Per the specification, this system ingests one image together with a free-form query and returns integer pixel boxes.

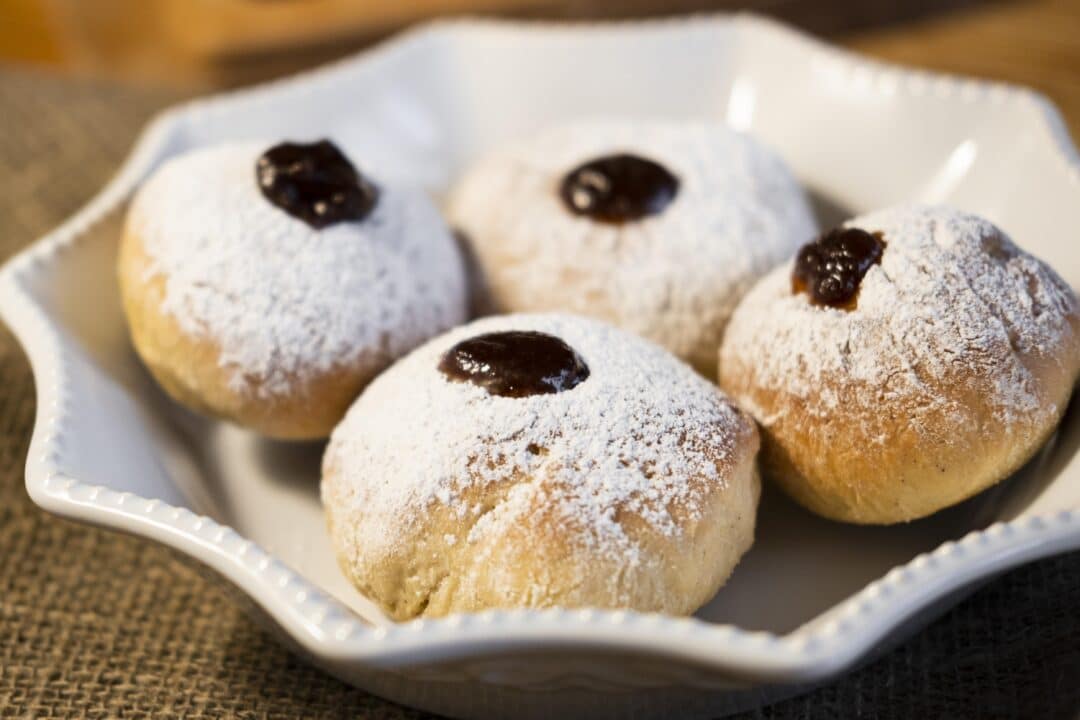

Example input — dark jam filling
[256,140,378,229]
[559,153,679,223]
[438,331,590,398]
[792,227,886,308]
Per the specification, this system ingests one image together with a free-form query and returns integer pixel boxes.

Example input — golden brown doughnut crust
[119,227,382,439]
[322,314,761,619]
[722,355,1074,524]
[118,143,466,439]
[324,444,759,620]
[719,205,1080,524]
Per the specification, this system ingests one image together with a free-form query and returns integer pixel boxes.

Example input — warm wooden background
[3,0,1079,144]
[849,0,1080,139]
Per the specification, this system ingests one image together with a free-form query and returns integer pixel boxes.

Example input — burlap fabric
[0,66,1078,719]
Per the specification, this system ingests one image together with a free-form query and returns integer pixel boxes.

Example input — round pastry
[446,120,817,376]
[322,313,760,619]
[719,205,1080,524]
[120,140,467,439]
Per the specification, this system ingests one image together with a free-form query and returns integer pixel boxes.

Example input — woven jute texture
[1,65,1079,720]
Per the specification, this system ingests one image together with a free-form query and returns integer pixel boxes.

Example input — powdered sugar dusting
[323,313,751,565]
[721,204,1079,437]
[447,120,817,372]
[129,142,467,398]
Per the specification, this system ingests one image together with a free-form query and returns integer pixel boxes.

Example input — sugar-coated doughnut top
[323,313,754,564]
[723,204,1079,434]
[128,142,466,398]
[447,121,818,364]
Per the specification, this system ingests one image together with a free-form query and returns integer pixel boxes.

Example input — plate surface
[2,14,1080,720]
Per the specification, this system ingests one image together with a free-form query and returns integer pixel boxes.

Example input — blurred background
[1,0,1076,96]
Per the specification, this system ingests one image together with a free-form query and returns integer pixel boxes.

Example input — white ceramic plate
[2,14,1079,720]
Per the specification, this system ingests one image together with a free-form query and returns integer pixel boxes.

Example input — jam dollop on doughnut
[793,227,885,307]
[256,140,378,229]
[559,153,679,223]
[438,331,590,397]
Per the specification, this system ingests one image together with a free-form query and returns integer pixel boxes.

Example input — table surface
[2,2,1080,718]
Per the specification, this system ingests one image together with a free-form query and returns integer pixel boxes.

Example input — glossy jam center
[559,153,679,223]
[256,140,378,229]
[792,227,886,308]
[438,331,590,398]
